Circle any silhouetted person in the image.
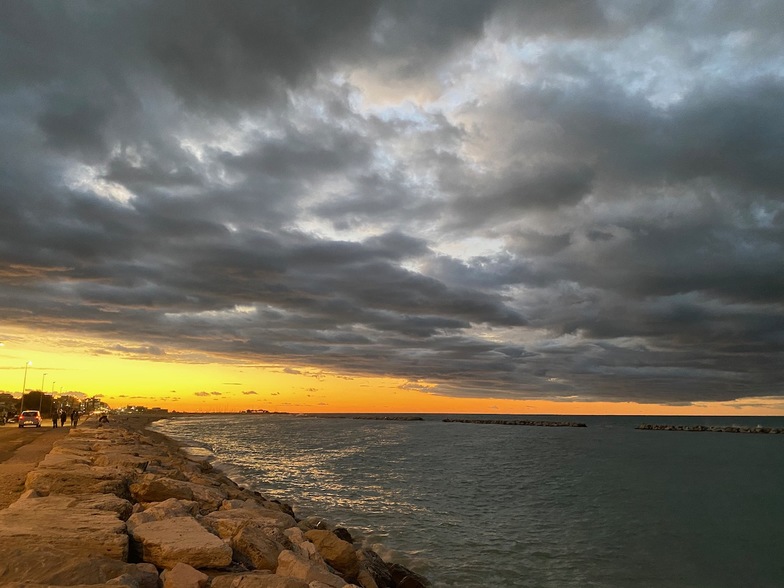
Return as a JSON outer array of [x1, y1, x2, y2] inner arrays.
[[60, 408, 67, 427], [52, 410, 58, 428], [70, 409, 79, 427]]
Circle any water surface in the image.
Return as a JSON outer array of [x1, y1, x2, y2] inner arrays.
[[151, 414, 784, 587]]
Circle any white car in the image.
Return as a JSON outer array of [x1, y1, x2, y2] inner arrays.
[[18, 410, 42, 428]]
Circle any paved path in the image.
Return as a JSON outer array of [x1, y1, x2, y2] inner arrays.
[[0, 422, 70, 509]]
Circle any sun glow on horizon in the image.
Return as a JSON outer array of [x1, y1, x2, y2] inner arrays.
[[1, 326, 783, 416]]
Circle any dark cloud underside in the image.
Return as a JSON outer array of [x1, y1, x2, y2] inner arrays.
[[1, 0, 782, 404]]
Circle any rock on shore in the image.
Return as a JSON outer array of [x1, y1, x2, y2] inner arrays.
[[0, 417, 430, 588]]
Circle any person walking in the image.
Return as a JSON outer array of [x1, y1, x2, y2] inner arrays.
[[70, 408, 79, 427], [60, 408, 67, 427], [52, 408, 58, 428]]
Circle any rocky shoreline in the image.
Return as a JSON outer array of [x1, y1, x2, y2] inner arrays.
[[0, 415, 430, 588]]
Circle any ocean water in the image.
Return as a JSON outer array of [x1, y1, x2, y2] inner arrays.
[[149, 414, 784, 587]]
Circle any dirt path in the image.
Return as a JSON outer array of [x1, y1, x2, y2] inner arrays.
[[0, 423, 70, 509]]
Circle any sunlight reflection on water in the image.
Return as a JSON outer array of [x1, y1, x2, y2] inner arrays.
[[151, 413, 784, 588]]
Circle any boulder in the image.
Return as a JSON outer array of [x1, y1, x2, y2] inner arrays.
[[126, 498, 199, 532], [304, 530, 359, 580], [24, 464, 132, 498], [190, 483, 229, 513], [133, 563, 161, 588], [38, 448, 92, 468], [221, 496, 296, 518], [284, 528, 324, 564], [161, 562, 209, 588], [0, 493, 129, 560], [129, 516, 232, 569], [231, 523, 291, 571], [105, 563, 159, 588], [201, 507, 296, 538], [221, 498, 248, 510], [275, 550, 347, 588], [297, 517, 329, 532], [47, 492, 133, 519], [355, 570, 379, 588], [355, 550, 393, 588], [210, 572, 309, 588], [0, 544, 144, 587], [94, 451, 156, 470], [332, 528, 353, 543], [130, 476, 195, 502]]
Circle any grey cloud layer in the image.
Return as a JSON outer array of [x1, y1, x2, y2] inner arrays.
[[1, 0, 782, 404]]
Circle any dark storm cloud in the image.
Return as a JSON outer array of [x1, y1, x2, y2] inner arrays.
[[1, 0, 783, 406]]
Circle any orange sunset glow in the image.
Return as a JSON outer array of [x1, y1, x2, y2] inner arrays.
[[3, 326, 782, 415]]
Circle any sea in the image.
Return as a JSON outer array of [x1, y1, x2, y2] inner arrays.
[[149, 414, 784, 588]]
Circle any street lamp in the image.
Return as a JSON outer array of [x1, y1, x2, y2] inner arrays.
[[43, 380, 56, 412], [18, 361, 32, 413]]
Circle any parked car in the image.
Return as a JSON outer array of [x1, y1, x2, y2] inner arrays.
[[18, 410, 42, 428]]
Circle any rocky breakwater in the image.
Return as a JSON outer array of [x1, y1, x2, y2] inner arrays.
[[443, 418, 587, 427], [636, 423, 784, 434], [0, 418, 430, 588]]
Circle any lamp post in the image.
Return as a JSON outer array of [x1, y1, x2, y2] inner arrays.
[[18, 361, 32, 413]]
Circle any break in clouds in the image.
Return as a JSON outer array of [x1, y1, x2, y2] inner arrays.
[[1, 1, 783, 405]]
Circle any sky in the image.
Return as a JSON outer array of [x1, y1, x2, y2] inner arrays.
[[1, 1, 783, 414]]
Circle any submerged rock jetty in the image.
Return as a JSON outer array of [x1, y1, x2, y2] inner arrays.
[[0, 417, 430, 588], [443, 418, 586, 427], [636, 423, 784, 434], [314, 415, 424, 422]]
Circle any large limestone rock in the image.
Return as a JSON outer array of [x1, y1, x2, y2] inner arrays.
[[37, 446, 93, 468], [221, 496, 295, 517], [275, 550, 347, 588], [125, 497, 199, 533], [0, 493, 130, 559], [93, 450, 156, 470], [231, 522, 291, 571], [189, 482, 229, 513], [210, 572, 309, 588], [130, 475, 229, 514], [0, 544, 155, 587], [161, 562, 209, 588], [201, 507, 296, 538], [25, 463, 132, 498], [284, 527, 325, 564], [129, 516, 232, 569], [304, 530, 360, 581], [130, 475, 196, 502]]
